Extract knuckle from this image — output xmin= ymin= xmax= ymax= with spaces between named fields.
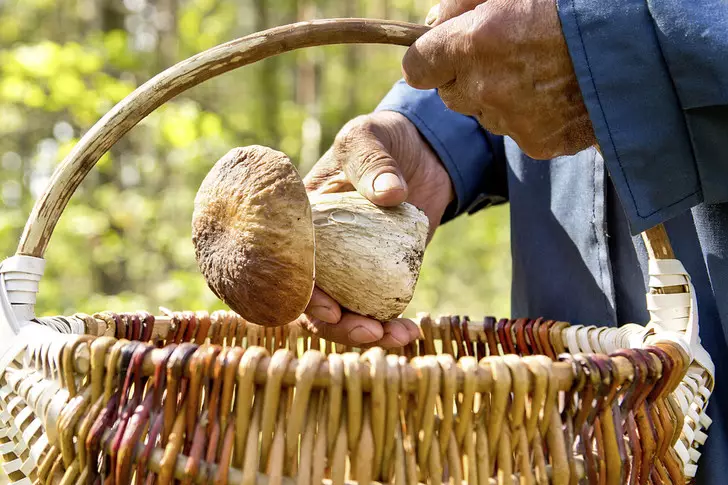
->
xmin=334 ymin=119 xmax=381 ymax=157
xmin=349 ymin=150 xmax=395 ymax=181
xmin=438 ymin=82 xmax=477 ymax=115
xmin=438 ymin=0 xmax=475 ymax=23
xmin=336 ymin=115 xmax=375 ymax=142
xmin=459 ymin=8 xmax=491 ymax=51
xmin=461 ymin=17 xmax=480 ymax=45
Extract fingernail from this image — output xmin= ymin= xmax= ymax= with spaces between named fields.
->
xmin=425 ymin=4 xmax=440 ymax=25
xmin=308 ymin=305 xmax=337 ymax=324
xmin=373 ymin=173 xmax=403 ymax=195
xmin=384 ymin=331 xmax=408 ymax=347
xmin=349 ymin=326 xmax=378 ymax=344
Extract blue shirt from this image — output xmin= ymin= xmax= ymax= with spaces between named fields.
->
xmin=375 ymin=1 xmax=728 ymax=478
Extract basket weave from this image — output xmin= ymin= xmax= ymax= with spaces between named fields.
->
xmin=0 ymin=18 xmax=715 ymax=485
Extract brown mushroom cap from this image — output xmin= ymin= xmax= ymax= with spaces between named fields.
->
xmin=192 ymin=146 xmax=315 ymax=327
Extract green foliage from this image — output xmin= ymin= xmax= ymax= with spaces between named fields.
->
xmin=408 ymin=205 xmax=511 ymax=319
xmin=0 ymin=0 xmax=511 ymax=321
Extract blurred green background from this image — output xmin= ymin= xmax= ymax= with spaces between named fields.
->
xmin=0 ymin=0 xmax=511 ymax=321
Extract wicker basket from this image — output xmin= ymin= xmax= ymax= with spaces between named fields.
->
xmin=0 ymin=18 xmax=715 ymax=485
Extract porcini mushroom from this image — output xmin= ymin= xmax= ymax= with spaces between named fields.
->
xmin=192 ymin=145 xmax=429 ymax=327
xmin=192 ymin=146 xmax=315 ymax=327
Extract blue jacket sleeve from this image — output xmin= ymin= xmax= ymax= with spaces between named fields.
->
xmin=557 ymin=0 xmax=728 ymax=234
xmin=375 ymin=80 xmax=508 ymax=223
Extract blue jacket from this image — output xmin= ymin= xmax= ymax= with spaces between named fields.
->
xmin=375 ymin=2 xmax=728 ymax=481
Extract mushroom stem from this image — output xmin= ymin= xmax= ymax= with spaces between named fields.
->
xmin=309 ymin=192 xmax=429 ymax=321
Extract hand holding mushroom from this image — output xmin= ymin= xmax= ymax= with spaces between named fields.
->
xmin=192 ymin=111 xmax=453 ymax=348
xmin=301 ymin=111 xmax=455 ymax=347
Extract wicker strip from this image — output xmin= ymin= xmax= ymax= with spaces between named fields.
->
xmin=0 ymin=311 xmax=709 ymax=484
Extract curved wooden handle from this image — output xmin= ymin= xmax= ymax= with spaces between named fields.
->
xmin=15 ymin=17 xmax=673 ymax=262
xmin=15 ymin=18 xmax=429 ymax=258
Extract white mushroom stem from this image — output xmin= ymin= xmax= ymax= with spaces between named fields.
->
xmin=309 ymin=192 xmax=429 ymax=321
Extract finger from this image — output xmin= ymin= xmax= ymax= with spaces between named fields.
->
xmin=425 ymin=4 xmax=440 ymax=25
xmin=334 ymin=120 xmax=408 ymax=207
xmin=430 ymin=0 xmax=486 ymax=26
xmin=375 ymin=319 xmax=421 ymax=349
xmin=304 ymin=287 xmax=342 ymax=324
xmin=402 ymin=12 xmax=475 ymax=90
xmin=299 ymin=313 xmax=384 ymax=346
xmin=405 ymin=318 xmax=422 ymax=341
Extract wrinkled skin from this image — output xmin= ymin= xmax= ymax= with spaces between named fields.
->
xmin=298 ymin=111 xmax=454 ymax=348
xmin=404 ymin=0 xmax=596 ymax=159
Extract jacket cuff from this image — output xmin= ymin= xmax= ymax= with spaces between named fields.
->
xmin=375 ymin=80 xmax=507 ymax=223
xmin=557 ymin=0 xmax=702 ymax=234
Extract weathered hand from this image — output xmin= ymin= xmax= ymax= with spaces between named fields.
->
xmin=404 ymin=0 xmax=596 ymax=159
xmin=299 ymin=110 xmax=454 ymax=348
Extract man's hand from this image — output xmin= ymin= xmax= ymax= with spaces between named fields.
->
xmin=403 ymin=0 xmax=596 ymax=160
xmin=300 ymin=111 xmax=454 ymax=348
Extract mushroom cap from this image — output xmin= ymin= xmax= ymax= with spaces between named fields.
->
xmin=192 ymin=146 xmax=315 ymax=327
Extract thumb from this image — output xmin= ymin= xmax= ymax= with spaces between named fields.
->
xmin=402 ymin=12 xmax=473 ymax=90
xmin=335 ymin=121 xmax=409 ymax=207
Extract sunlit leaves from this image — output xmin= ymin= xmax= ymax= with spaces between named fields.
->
xmin=0 ymin=40 xmax=135 ymax=127
xmin=178 ymin=0 xmax=236 ymax=51
xmin=1 ymin=0 xmax=512 ymax=320
xmin=199 ymin=112 xmax=223 ymax=139
xmin=11 ymin=43 xmax=60 ymax=77
xmin=0 ymin=17 xmax=20 ymax=43
xmin=0 ymin=76 xmax=28 ymax=103
xmin=160 ymin=101 xmax=200 ymax=148
xmin=91 ymin=72 xmax=134 ymax=103
xmin=101 ymin=30 xmax=139 ymax=70
xmin=64 ymin=205 xmax=111 ymax=238
xmin=49 ymin=72 xmax=86 ymax=104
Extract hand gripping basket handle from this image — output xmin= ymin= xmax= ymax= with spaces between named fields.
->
xmin=0 ymin=18 xmax=701 ymax=356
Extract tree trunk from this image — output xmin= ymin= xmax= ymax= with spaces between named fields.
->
xmin=157 ymin=0 xmax=179 ymax=68
xmin=296 ymin=0 xmax=322 ymax=173
xmin=253 ymin=0 xmax=281 ymax=147
xmin=342 ymin=0 xmax=360 ymax=124
xmin=95 ymin=0 xmax=128 ymax=296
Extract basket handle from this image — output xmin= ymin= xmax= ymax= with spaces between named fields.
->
xmin=4 ymin=18 xmax=697 ymax=345
xmin=14 ymin=18 xmax=427 ymax=258
xmin=13 ymin=17 xmax=672 ymax=262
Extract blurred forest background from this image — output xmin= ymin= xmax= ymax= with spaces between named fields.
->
xmin=0 ymin=0 xmax=511 ymax=320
